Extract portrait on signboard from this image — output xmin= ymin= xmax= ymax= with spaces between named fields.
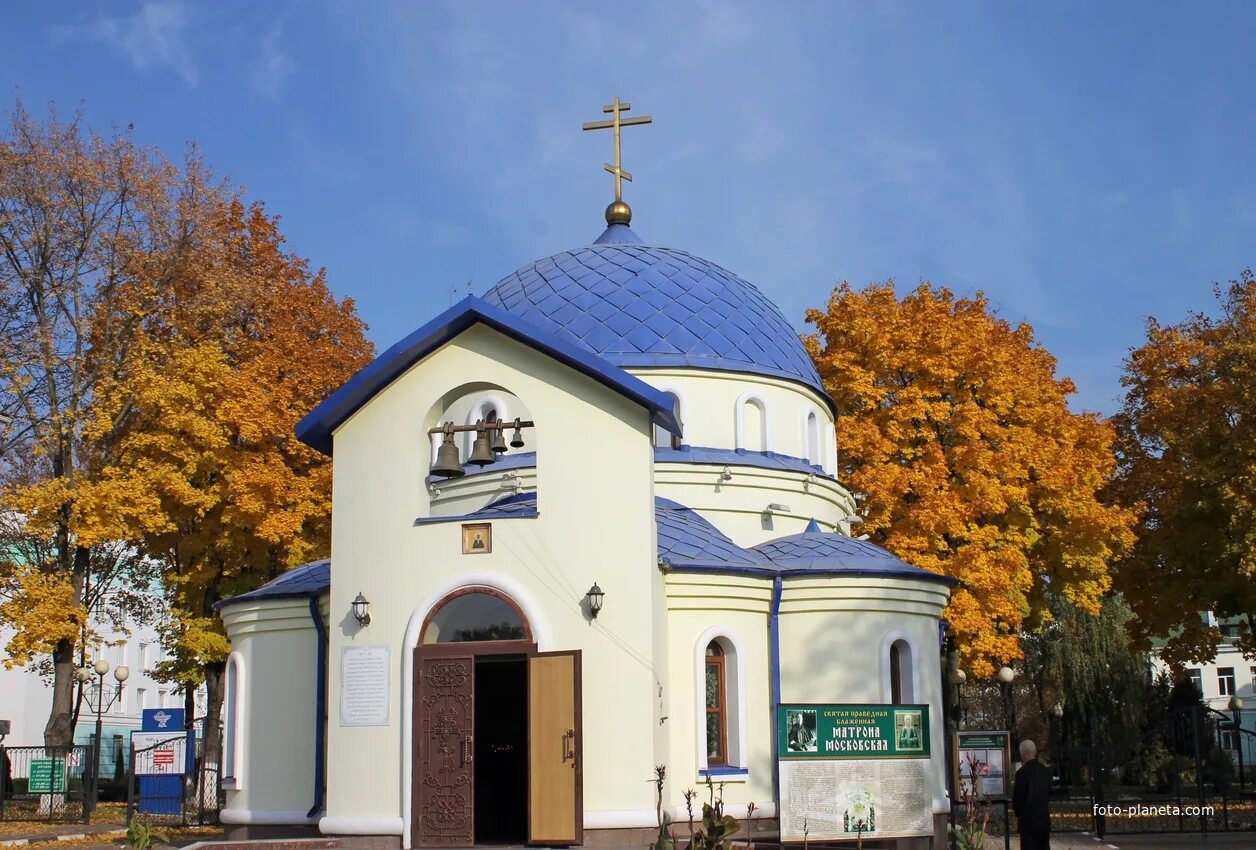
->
xmin=462 ymin=523 xmax=491 ymax=554
xmin=894 ymin=709 xmax=923 ymax=752
xmin=787 ymin=709 xmax=818 ymax=752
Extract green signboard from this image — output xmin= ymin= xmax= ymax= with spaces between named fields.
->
xmin=778 ymin=703 xmax=931 ymax=759
xmin=28 ymin=758 xmax=66 ymax=793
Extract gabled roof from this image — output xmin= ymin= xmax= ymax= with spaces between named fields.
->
xmin=295 ymin=296 xmax=683 ymax=455
xmin=213 ymin=559 xmax=330 ymax=609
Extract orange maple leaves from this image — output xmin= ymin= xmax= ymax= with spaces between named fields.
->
xmin=805 ymin=282 xmax=1136 ymax=675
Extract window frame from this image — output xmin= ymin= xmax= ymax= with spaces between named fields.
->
xmin=419 ymin=586 xmax=534 ymax=648
xmin=1219 ymin=666 xmax=1236 ymax=696
xmin=705 ymin=644 xmax=729 ymax=767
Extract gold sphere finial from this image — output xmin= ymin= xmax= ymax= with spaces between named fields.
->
xmin=605 ymin=200 xmax=632 ymax=226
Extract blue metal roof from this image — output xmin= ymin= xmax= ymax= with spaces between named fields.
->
xmin=751 ymin=532 xmax=956 ymax=585
xmin=218 ymin=504 xmax=951 ymax=612
xmin=214 ymin=559 xmax=331 ymax=609
xmin=654 ymin=445 xmax=830 ymax=478
xmin=295 ymin=296 xmax=682 ymax=455
xmin=655 ymin=497 xmax=772 ymax=569
xmin=482 ymin=227 xmax=832 ymax=407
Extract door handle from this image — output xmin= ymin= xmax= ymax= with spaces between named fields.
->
xmin=462 ymin=736 xmax=474 ymax=765
xmin=563 ymin=729 xmax=575 ymax=767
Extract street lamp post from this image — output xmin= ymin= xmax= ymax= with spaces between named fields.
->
xmin=997 ymin=666 xmax=1017 ymax=751
xmin=75 ymin=659 xmax=129 ymax=816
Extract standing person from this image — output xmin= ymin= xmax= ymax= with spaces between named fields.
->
xmin=1012 ymin=739 xmax=1052 ymax=850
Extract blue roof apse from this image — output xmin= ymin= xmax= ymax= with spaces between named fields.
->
xmin=214 ymin=559 xmax=331 ymax=609
xmin=481 ymin=226 xmax=832 ymax=407
xmin=752 ymin=531 xmax=956 ymax=585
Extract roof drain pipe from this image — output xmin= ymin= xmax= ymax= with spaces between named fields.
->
xmin=769 ymin=574 xmax=784 ymax=808
xmin=307 ymin=595 xmax=328 ymax=819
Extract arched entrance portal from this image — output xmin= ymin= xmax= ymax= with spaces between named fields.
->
xmin=413 ymin=588 xmax=581 ymax=848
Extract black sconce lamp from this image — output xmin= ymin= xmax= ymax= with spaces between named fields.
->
xmin=586 ymin=583 xmax=604 ymax=619
xmin=352 ymin=592 xmax=372 ymax=627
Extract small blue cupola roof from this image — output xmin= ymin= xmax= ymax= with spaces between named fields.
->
xmin=482 ymin=229 xmax=833 ymax=409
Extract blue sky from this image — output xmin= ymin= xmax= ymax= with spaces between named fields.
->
xmin=3 ymin=2 xmax=1253 ymax=414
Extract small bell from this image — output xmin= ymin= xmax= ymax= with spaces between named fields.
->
xmin=510 ymin=417 xmax=525 ymax=449
xmin=468 ymin=423 xmax=496 ymax=467
xmin=430 ymin=426 xmax=465 ymax=478
xmin=490 ymin=425 xmax=507 ymax=454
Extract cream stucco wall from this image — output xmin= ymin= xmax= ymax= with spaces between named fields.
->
xmin=664 ymin=574 xmax=775 ymax=809
xmin=323 ymin=323 xmax=664 ymax=840
xmin=777 ymin=577 xmax=951 ymax=814
xmin=628 ymin=369 xmax=836 ymax=472
xmin=219 ymin=597 xmax=323 ymax=825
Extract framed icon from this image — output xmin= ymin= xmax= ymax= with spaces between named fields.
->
xmin=462 ymin=523 xmax=492 ymax=554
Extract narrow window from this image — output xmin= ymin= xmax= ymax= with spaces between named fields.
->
xmin=805 ymin=411 xmax=820 ymax=465
xmin=739 ymin=398 xmax=767 ymax=452
xmin=1187 ymin=668 xmax=1202 ymax=695
xmin=654 ymin=393 xmax=682 ymax=449
xmin=222 ymin=653 xmax=243 ymax=788
xmin=1219 ymin=667 xmax=1236 ymax=696
xmin=889 ymin=639 xmax=914 ymax=704
xmin=890 ymin=643 xmax=902 ymax=705
xmin=705 ymin=642 xmax=728 ymax=765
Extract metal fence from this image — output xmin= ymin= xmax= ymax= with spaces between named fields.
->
xmin=0 ymin=745 xmax=91 ymax=823
xmin=124 ymin=729 xmax=222 ymax=827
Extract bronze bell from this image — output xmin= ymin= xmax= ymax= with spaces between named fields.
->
xmin=468 ymin=424 xmax=496 ymax=467
xmin=510 ymin=417 xmax=525 ymax=449
xmin=490 ymin=424 xmax=507 ymax=453
xmin=431 ymin=428 xmax=465 ymax=478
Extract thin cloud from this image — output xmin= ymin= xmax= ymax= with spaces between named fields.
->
xmin=252 ymin=23 xmax=293 ymax=99
xmin=52 ymin=1 xmax=198 ymax=86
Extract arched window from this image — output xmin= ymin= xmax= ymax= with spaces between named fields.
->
xmin=705 ymin=642 xmax=728 ymax=765
xmin=654 ymin=392 xmax=683 ymax=449
xmin=697 ymin=632 xmax=745 ymax=773
xmin=805 ymin=410 xmax=820 ymax=465
xmin=421 ymin=588 xmax=533 ymax=644
xmin=222 ymin=652 xmax=245 ymax=789
xmin=889 ymin=639 xmax=914 ymax=704
xmin=736 ymin=394 xmax=768 ymax=452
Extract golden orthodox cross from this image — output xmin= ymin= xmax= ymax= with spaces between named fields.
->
xmin=582 ymin=97 xmax=652 ymax=203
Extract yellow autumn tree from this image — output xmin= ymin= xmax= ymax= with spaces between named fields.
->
xmin=74 ymin=199 xmax=373 ymax=751
xmin=0 ymin=102 xmax=221 ymax=746
xmin=804 ymin=282 xmax=1136 ymax=675
xmin=1111 ymin=269 xmax=1256 ymax=666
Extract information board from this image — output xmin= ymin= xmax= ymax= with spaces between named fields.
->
xmin=28 ymin=758 xmax=66 ymax=793
xmin=954 ymin=730 xmax=1011 ymax=800
xmin=777 ymin=704 xmax=933 ymax=841
xmin=340 ymin=645 xmax=391 ymax=726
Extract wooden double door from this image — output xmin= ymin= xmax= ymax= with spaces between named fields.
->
xmin=414 ymin=647 xmax=582 ymax=847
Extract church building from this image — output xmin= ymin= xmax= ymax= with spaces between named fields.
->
xmin=216 ymin=101 xmax=954 ymax=849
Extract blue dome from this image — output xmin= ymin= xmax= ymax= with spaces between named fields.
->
xmin=481 ymin=225 xmax=826 ymax=398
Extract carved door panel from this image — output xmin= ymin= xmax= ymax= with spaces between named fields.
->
xmin=528 ymin=650 xmax=582 ymax=845
xmin=416 ymin=653 xmax=475 ymax=847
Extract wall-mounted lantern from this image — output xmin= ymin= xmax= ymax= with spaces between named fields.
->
xmin=585 ymin=583 xmax=605 ymax=619
xmin=352 ymin=592 xmax=372 ymax=627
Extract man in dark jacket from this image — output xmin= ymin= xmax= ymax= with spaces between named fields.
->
xmin=1012 ymin=739 xmax=1052 ymax=850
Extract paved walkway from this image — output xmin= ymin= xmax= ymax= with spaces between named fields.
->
xmin=987 ymin=832 xmax=1256 ymax=849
